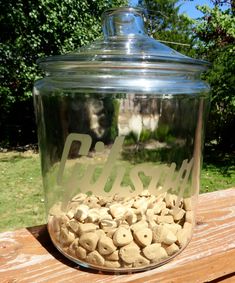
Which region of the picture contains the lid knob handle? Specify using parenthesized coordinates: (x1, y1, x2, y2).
(102, 8, 146, 38)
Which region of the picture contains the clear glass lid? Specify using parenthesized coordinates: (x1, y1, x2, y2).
(37, 5, 210, 94)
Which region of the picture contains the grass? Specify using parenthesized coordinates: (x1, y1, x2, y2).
(201, 147, 235, 193)
(0, 151, 46, 232)
(0, 149, 234, 232)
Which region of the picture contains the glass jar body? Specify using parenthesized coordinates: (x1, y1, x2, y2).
(34, 78, 209, 272)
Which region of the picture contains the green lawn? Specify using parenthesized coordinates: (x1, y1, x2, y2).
(0, 151, 46, 232)
(0, 149, 234, 232)
(201, 148, 235, 193)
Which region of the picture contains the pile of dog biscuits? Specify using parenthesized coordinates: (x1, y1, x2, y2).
(48, 190, 193, 270)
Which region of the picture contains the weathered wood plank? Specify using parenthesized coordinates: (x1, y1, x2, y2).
(215, 275, 235, 283)
(0, 188, 234, 283)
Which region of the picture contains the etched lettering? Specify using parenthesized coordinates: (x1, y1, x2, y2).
(130, 163, 153, 194)
(57, 133, 194, 202)
(57, 133, 92, 184)
(148, 164, 171, 195)
(109, 166, 132, 195)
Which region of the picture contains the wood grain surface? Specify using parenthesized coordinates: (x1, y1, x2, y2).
(0, 188, 235, 283)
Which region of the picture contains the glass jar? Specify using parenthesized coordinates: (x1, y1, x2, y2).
(33, 4, 210, 273)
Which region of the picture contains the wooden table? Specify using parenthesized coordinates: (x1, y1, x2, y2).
(0, 188, 235, 283)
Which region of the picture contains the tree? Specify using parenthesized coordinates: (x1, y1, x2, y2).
(145, 0, 196, 57)
(0, 0, 127, 146)
(0, 0, 195, 146)
(194, 1, 235, 150)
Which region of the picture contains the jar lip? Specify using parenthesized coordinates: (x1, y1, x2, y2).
(37, 55, 208, 74)
(37, 37, 209, 73)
